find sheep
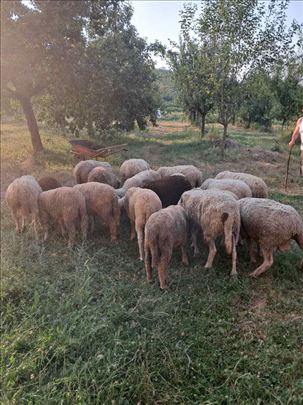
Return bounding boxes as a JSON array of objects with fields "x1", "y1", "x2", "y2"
[
  {"x1": 74, "y1": 182, "x2": 120, "y2": 241},
  {"x1": 115, "y1": 169, "x2": 161, "y2": 197},
  {"x1": 87, "y1": 167, "x2": 120, "y2": 188},
  {"x1": 120, "y1": 158, "x2": 150, "y2": 182},
  {"x1": 73, "y1": 160, "x2": 112, "y2": 184},
  {"x1": 215, "y1": 171, "x2": 268, "y2": 198},
  {"x1": 157, "y1": 165, "x2": 203, "y2": 188},
  {"x1": 201, "y1": 178, "x2": 252, "y2": 199},
  {"x1": 38, "y1": 176, "x2": 62, "y2": 191},
  {"x1": 179, "y1": 189, "x2": 240, "y2": 275},
  {"x1": 144, "y1": 205, "x2": 189, "y2": 289},
  {"x1": 123, "y1": 187, "x2": 162, "y2": 260},
  {"x1": 143, "y1": 175, "x2": 192, "y2": 207},
  {"x1": 38, "y1": 187, "x2": 88, "y2": 246},
  {"x1": 5, "y1": 175, "x2": 42, "y2": 236},
  {"x1": 238, "y1": 198, "x2": 303, "y2": 277}
]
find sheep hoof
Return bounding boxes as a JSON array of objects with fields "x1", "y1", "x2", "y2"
[
  {"x1": 204, "y1": 264, "x2": 212, "y2": 269},
  {"x1": 249, "y1": 271, "x2": 259, "y2": 278},
  {"x1": 139, "y1": 257, "x2": 143, "y2": 261}
]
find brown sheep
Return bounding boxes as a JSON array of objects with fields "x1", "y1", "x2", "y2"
[
  {"x1": 123, "y1": 187, "x2": 162, "y2": 260},
  {"x1": 144, "y1": 205, "x2": 189, "y2": 289},
  {"x1": 38, "y1": 187, "x2": 88, "y2": 246},
  {"x1": 74, "y1": 182, "x2": 120, "y2": 241},
  {"x1": 239, "y1": 198, "x2": 303, "y2": 277},
  {"x1": 179, "y1": 189, "x2": 240, "y2": 275},
  {"x1": 38, "y1": 176, "x2": 62, "y2": 191}
]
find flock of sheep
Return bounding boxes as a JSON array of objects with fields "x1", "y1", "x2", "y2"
[{"x1": 5, "y1": 158, "x2": 303, "y2": 289}]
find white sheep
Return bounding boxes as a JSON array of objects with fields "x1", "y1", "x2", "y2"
[
  {"x1": 144, "y1": 205, "x2": 189, "y2": 289},
  {"x1": 120, "y1": 159, "x2": 150, "y2": 182},
  {"x1": 157, "y1": 165, "x2": 203, "y2": 188},
  {"x1": 115, "y1": 170, "x2": 161, "y2": 197},
  {"x1": 74, "y1": 182, "x2": 120, "y2": 241},
  {"x1": 123, "y1": 187, "x2": 162, "y2": 260},
  {"x1": 238, "y1": 198, "x2": 303, "y2": 277},
  {"x1": 73, "y1": 160, "x2": 112, "y2": 184},
  {"x1": 38, "y1": 187, "x2": 88, "y2": 246},
  {"x1": 87, "y1": 167, "x2": 120, "y2": 188},
  {"x1": 201, "y1": 178, "x2": 252, "y2": 199},
  {"x1": 179, "y1": 189, "x2": 240, "y2": 275},
  {"x1": 5, "y1": 175, "x2": 42, "y2": 236},
  {"x1": 215, "y1": 171, "x2": 268, "y2": 198}
]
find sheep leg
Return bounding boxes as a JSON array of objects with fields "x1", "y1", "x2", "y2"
[
  {"x1": 144, "y1": 245, "x2": 153, "y2": 282},
  {"x1": 20, "y1": 216, "x2": 26, "y2": 233},
  {"x1": 248, "y1": 239, "x2": 257, "y2": 263},
  {"x1": 67, "y1": 223, "x2": 76, "y2": 247},
  {"x1": 157, "y1": 252, "x2": 170, "y2": 289},
  {"x1": 192, "y1": 229, "x2": 200, "y2": 257},
  {"x1": 130, "y1": 220, "x2": 136, "y2": 241},
  {"x1": 11, "y1": 210, "x2": 21, "y2": 233},
  {"x1": 33, "y1": 214, "x2": 40, "y2": 240},
  {"x1": 136, "y1": 223, "x2": 144, "y2": 261},
  {"x1": 204, "y1": 238, "x2": 217, "y2": 269},
  {"x1": 108, "y1": 217, "x2": 118, "y2": 241},
  {"x1": 181, "y1": 245, "x2": 189, "y2": 266},
  {"x1": 250, "y1": 248, "x2": 273, "y2": 277},
  {"x1": 43, "y1": 226, "x2": 49, "y2": 241},
  {"x1": 230, "y1": 235, "x2": 237, "y2": 276}
]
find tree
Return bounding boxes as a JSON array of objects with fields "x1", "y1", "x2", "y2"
[
  {"x1": 1, "y1": 0, "x2": 89, "y2": 152},
  {"x1": 170, "y1": 0, "x2": 298, "y2": 155}
]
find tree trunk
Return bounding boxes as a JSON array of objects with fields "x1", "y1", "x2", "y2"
[
  {"x1": 221, "y1": 123, "x2": 228, "y2": 158},
  {"x1": 19, "y1": 95, "x2": 43, "y2": 152},
  {"x1": 201, "y1": 113, "x2": 206, "y2": 137}
]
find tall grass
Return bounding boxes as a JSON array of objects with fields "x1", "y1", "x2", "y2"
[{"x1": 1, "y1": 122, "x2": 303, "y2": 403}]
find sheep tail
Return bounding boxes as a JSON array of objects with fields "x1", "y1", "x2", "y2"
[{"x1": 222, "y1": 212, "x2": 233, "y2": 256}]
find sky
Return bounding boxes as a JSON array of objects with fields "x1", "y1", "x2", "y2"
[{"x1": 131, "y1": 0, "x2": 303, "y2": 68}]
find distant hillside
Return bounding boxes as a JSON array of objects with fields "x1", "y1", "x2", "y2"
[{"x1": 156, "y1": 68, "x2": 182, "y2": 113}]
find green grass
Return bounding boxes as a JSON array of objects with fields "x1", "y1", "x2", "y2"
[{"x1": 1, "y1": 121, "x2": 303, "y2": 403}]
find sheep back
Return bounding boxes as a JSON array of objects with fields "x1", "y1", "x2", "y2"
[
  {"x1": 239, "y1": 198, "x2": 303, "y2": 251},
  {"x1": 87, "y1": 167, "x2": 120, "y2": 188},
  {"x1": 116, "y1": 170, "x2": 161, "y2": 197},
  {"x1": 215, "y1": 171, "x2": 268, "y2": 198},
  {"x1": 120, "y1": 159, "x2": 150, "y2": 182},
  {"x1": 73, "y1": 160, "x2": 112, "y2": 184},
  {"x1": 144, "y1": 175, "x2": 192, "y2": 207},
  {"x1": 5, "y1": 175, "x2": 42, "y2": 217},
  {"x1": 201, "y1": 178, "x2": 252, "y2": 199},
  {"x1": 38, "y1": 176, "x2": 62, "y2": 191},
  {"x1": 157, "y1": 165, "x2": 203, "y2": 188}
]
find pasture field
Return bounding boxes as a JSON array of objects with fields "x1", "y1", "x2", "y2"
[{"x1": 1, "y1": 120, "x2": 303, "y2": 404}]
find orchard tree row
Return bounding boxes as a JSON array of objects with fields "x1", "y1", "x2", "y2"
[{"x1": 167, "y1": 0, "x2": 303, "y2": 152}]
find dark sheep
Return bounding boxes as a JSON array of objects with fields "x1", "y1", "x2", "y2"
[
  {"x1": 143, "y1": 175, "x2": 192, "y2": 208},
  {"x1": 38, "y1": 176, "x2": 62, "y2": 191}
]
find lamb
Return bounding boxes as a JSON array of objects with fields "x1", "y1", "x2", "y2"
[
  {"x1": 143, "y1": 175, "x2": 192, "y2": 207},
  {"x1": 87, "y1": 167, "x2": 120, "y2": 188},
  {"x1": 179, "y1": 189, "x2": 240, "y2": 275},
  {"x1": 157, "y1": 165, "x2": 203, "y2": 188},
  {"x1": 120, "y1": 158, "x2": 150, "y2": 182},
  {"x1": 38, "y1": 187, "x2": 88, "y2": 246},
  {"x1": 215, "y1": 171, "x2": 268, "y2": 198},
  {"x1": 115, "y1": 169, "x2": 161, "y2": 197},
  {"x1": 5, "y1": 175, "x2": 42, "y2": 236},
  {"x1": 123, "y1": 187, "x2": 162, "y2": 260},
  {"x1": 144, "y1": 205, "x2": 189, "y2": 289},
  {"x1": 38, "y1": 176, "x2": 62, "y2": 191},
  {"x1": 238, "y1": 198, "x2": 303, "y2": 277},
  {"x1": 73, "y1": 160, "x2": 112, "y2": 184},
  {"x1": 74, "y1": 182, "x2": 120, "y2": 241},
  {"x1": 201, "y1": 178, "x2": 252, "y2": 199}
]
